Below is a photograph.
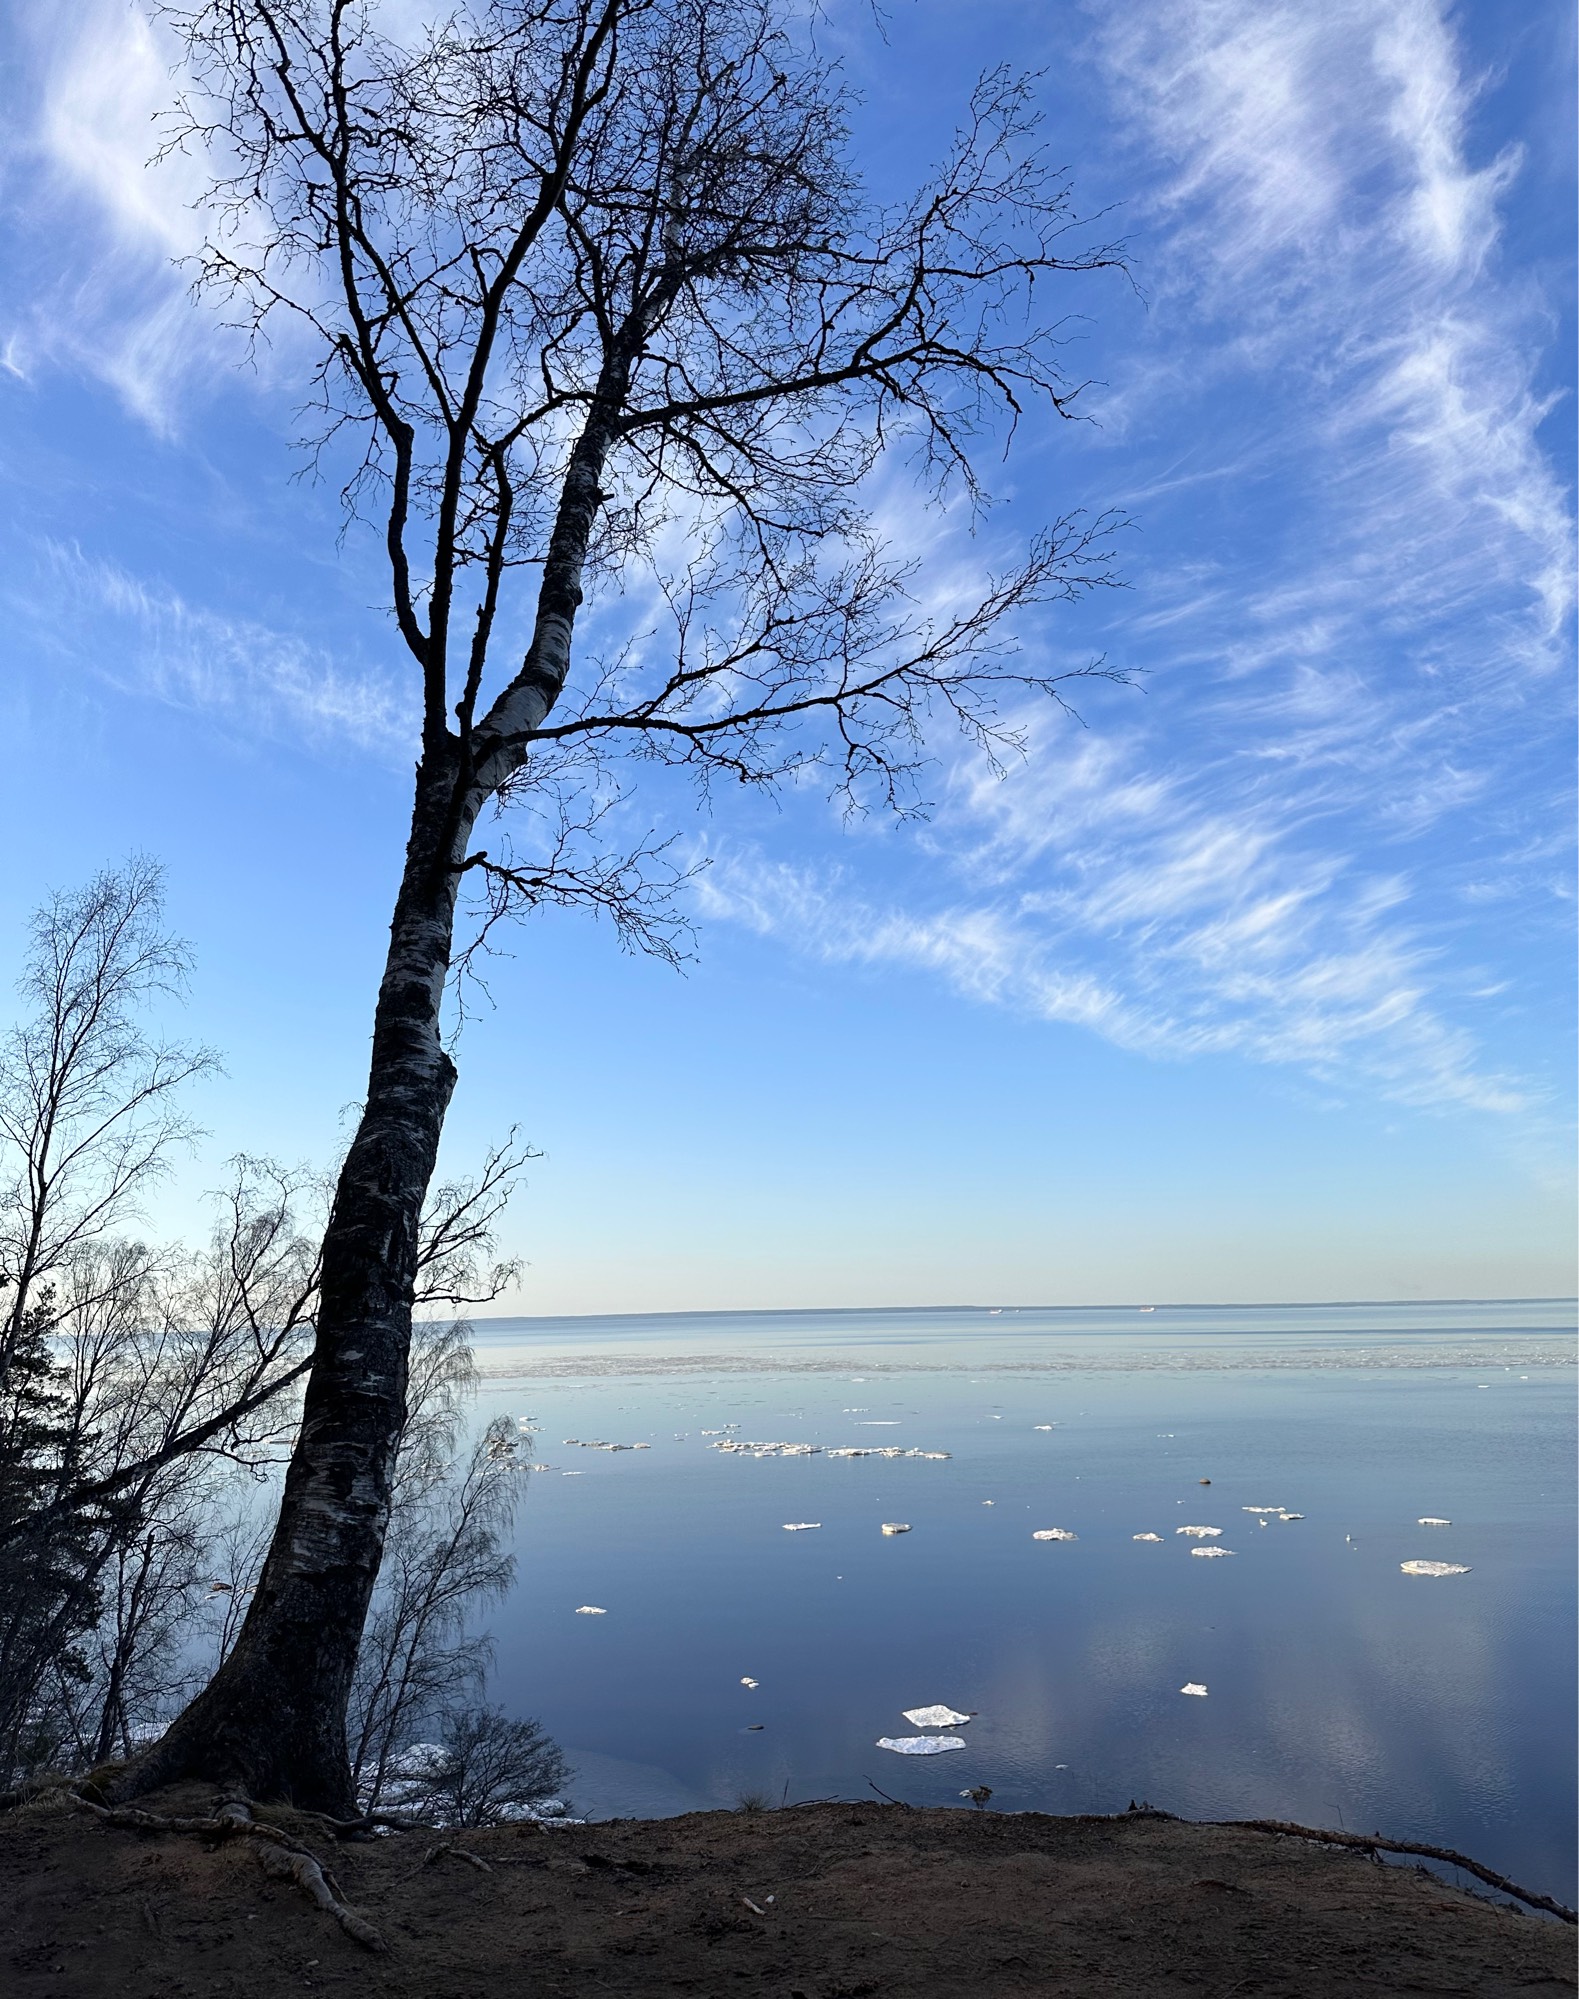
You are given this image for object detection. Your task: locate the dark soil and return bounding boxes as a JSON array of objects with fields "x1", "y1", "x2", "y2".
[{"x1": 3, "y1": 1787, "x2": 1573, "y2": 1998}]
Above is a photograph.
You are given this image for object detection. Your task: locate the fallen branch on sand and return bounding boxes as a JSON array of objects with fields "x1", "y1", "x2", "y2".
[{"x1": 1207, "y1": 1817, "x2": 1575, "y2": 1925}]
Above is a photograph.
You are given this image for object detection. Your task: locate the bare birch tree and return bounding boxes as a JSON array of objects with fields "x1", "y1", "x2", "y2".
[
  {"x1": 349, "y1": 1324, "x2": 525, "y2": 1810},
  {"x1": 0, "y1": 868, "x2": 539, "y2": 1782},
  {"x1": 127, "y1": 0, "x2": 1128, "y2": 1810}
]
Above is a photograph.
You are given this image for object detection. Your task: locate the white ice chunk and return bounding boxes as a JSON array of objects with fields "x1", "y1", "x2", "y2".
[
  {"x1": 1132, "y1": 1532, "x2": 1163, "y2": 1543},
  {"x1": 1033, "y1": 1425, "x2": 1055, "y2": 1431},
  {"x1": 1177, "y1": 1525, "x2": 1222, "y2": 1539},
  {"x1": 574, "y1": 1605, "x2": 607, "y2": 1614},
  {"x1": 782, "y1": 1522, "x2": 821, "y2": 1532},
  {"x1": 1417, "y1": 1517, "x2": 1452, "y2": 1527},
  {"x1": 1032, "y1": 1528, "x2": 1078, "y2": 1542},
  {"x1": 740, "y1": 1678, "x2": 759, "y2": 1689},
  {"x1": 1401, "y1": 1560, "x2": 1471, "y2": 1577},
  {"x1": 1190, "y1": 1546, "x2": 1234, "y2": 1558},
  {"x1": 901, "y1": 1706, "x2": 973, "y2": 1728},
  {"x1": 876, "y1": 1735, "x2": 967, "y2": 1755},
  {"x1": 1179, "y1": 1683, "x2": 1209, "y2": 1698},
  {"x1": 881, "y1": 1522, "x2": 912, "y2": 1536}
]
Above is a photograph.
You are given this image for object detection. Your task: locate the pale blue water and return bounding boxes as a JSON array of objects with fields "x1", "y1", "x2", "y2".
[{"x1": 464, "y1": 1301, "x2": 1576, "y2": 1902}]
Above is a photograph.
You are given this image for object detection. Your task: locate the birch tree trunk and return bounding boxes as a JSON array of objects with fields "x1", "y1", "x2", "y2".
[
  {"x1": 120, "y1": 754, "x2": 483, "y2": 1812},
  {"x1": 118, "y1": 392, "x2": 621, "y2": 1811}
]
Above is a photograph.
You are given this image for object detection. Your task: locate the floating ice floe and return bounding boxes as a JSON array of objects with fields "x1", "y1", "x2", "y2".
[
  {"x1": 712, "y1": 1439, "x2": 949, "y2": 1460},
  {"x1": 1179, "y1": 1683, "x2": 1209, "y2": 1698},
  {"x1": 902, "y1": 1706, "x2": 973, "y2": 1728},
  {"x1": 1033, "y1": 1425, "x2": 1055, "y2": 1431},
  {"x1": 1401, "y1": 1560, "x2": 1471, "y2": 1578},
  {"x1": 574, "y1": 1605, "x2": 607, "y2": 1615},
  {"x1": 562, "y1": 1439, "x2": 651, "y2": 1452},
  {"x1": 1177, "y1": 1525, "x2": 1222, "y2": 1539},
  {"x1": 715, "y1": 1439, "x2": 819, "y2": 1457},
  {"x1": 1132, "y1": 1533, "x2": 1163, "y2": 1543},
  {"x1": 876, "y1": 1735, "x2": 967, "y2": 1755},
  {"x1": 881, "y1": 1522, "x2": 912, "y2": 1536},
  {"x1": 740, "y1": 1677, "x2": 759, "y2": 1688},
  {"x1": 782, "y1": 1522, "x2": 821, "y2": 1532},
  {"x1": 828, "y1": 1446, "x2": 950, "y2": 1460},
  {"x1": 1190, "y1": 1547, "x2": 1234, "y2": 1558},
  {"x1": 1032, "y1": 1528, "x2": 1078, "y2": 1542},
  {"x1": 1417, "y1": 1517, "x2": 1452, "y2": 1527}
]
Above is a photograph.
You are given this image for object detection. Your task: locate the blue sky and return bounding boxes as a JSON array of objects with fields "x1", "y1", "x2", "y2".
[{"x1": 0, "y1": 0, "x2": 1573, "y2": 1311}]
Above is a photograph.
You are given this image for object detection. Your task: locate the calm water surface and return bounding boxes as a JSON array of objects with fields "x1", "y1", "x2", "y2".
[{"x1": 463, "y1": 1302, "x2": 1575, "y2": 1901}]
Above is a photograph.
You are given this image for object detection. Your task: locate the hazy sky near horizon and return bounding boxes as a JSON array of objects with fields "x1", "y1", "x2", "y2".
[{"x1": 0, "y1": 0, "x2": 1573, "y2": 1313}]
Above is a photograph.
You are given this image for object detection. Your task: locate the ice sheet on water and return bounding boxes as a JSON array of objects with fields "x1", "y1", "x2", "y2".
[
  {"x1": 1401, "y1": 1560, "x2": 1471, "y2": 1577},
  {"x1": 740, "y1": 1677, "x2": 759, "y2": 1688},
  {"x1": 1177, "y1": 1525, "x2": 1222, "y2": 1538},
  {"x1": 1417, "y1": 1517, "x2": 1452, "y2": 1527},
  {"x1": 876, "y1": 1735, "x2": 967, "y2": 1755},
  {"x1": 902, "y1": 1706, "x2": 973, "y2": 1728},
  {"x1": 1032, "y1": 1528, "x2": 1077, "y2": 1542},
  {"x1": 881, "y1": 1522, "x2": 912, "y2": 1535},
  {"x1": 1190, "y1": 1547, "x2": 1234, "y2": 1558},
  {"x1": 1179, "y1": 1683, "x2": 1209, "y2": 1698},
  {"x1": 575, "y1": 1605, "x2": 607, "y2": 1614},
  {"x1": 1132, "y1": 1532, "x2": 1163, "y2": 1542}
]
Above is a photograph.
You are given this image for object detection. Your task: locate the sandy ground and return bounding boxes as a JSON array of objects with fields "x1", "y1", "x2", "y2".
[{"x1": 3, "y1": 1789, "x2": 1573, "y2": 1998}]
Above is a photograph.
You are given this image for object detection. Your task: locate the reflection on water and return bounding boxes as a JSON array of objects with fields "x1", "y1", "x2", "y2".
[{"x1": 462, "y1": 1302, "x2": 1575, "y2": 1899}]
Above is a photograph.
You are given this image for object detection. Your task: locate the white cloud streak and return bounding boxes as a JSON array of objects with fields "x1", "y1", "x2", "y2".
[
  {"x1": 699, "y1": 0, "x2": 1571, "y2": 1119},
  {"x1": 2, "y1": 2, "x2": 252, "y2": 430},
  {"x1": 40, "y1": 544, "x2": 417, "y2": 759}
]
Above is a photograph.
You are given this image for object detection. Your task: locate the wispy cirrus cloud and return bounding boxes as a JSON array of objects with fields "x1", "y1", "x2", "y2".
[
  {"x1": 1093, "y1": 0, "x2": 1572, "y2": 684},
  {"x1": 699, "y1": 0, "x2": 1571, "y2": 1120},
  {"x1": 37, "y1": 544, "x2": 417, "y2": 759},
  {"x1": 700, "y1": 719, "x2": 1528, "y2": 1118},
  {"x1": 1, "y1": 1, "x2": 248, "y2": 430}
]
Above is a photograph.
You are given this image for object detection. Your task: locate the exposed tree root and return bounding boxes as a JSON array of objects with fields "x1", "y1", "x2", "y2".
[
  {"x1": 1207, "y1": 1816, "x2": 1575, "y2": 1924},
  {"x1": 56, "y1": 1788, "x2": 387, "y2": 1951},
  {"x1": 249, "y1": 1837, "x2": 386, "y2": 1949},
  {"x1": 423, "y1": 1843, "x2": 493, "y2": 1873}
]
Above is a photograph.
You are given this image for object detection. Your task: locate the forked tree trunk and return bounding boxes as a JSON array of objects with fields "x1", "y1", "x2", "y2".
[{"x1": 116, "y1": 752, "x2": 482, "y2": 1814}]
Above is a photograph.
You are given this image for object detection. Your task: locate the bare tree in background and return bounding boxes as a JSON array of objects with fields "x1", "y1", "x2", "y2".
[
  {"x1": 417, "y1": 1705, "x2": 568, "y2": 1827},
  {"x1": 349, "y1": 1324, "x2": 526, "y2": 1810},
  {"x1": 0, "y1": 869, "x2": 531, "y2": 1781},
  {"x1": 128, "y1": 0, "x2": 1129, "y2": 1811}
]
